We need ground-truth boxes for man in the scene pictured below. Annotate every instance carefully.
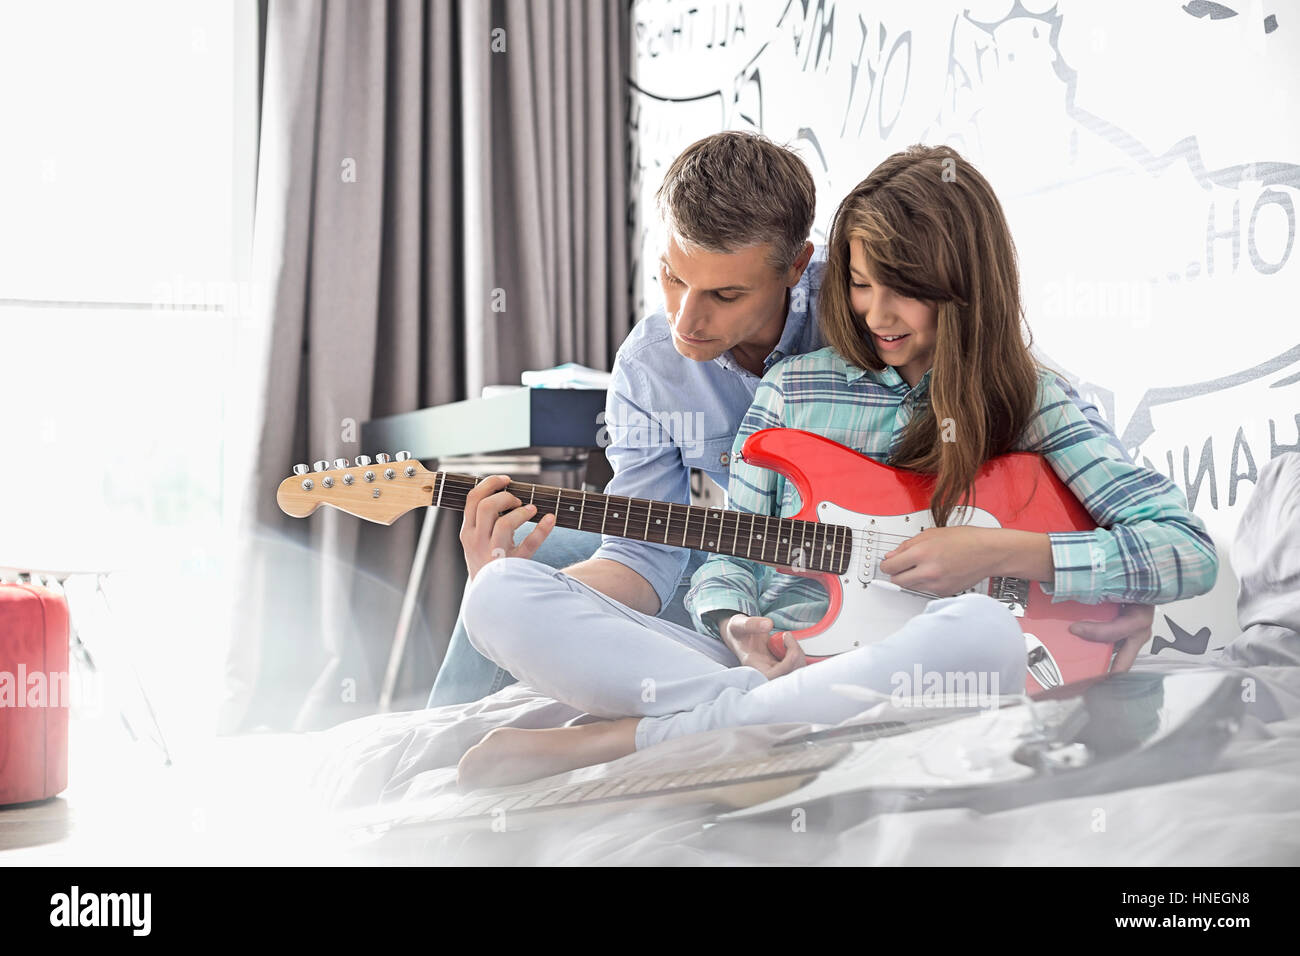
[429,131,822,704]
[429,131,1150,707]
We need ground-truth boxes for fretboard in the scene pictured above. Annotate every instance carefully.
[431,473,852,575]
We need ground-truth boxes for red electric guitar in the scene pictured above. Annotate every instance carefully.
[276,429,1119,693]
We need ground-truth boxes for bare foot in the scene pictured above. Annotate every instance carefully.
[457,719,638,790]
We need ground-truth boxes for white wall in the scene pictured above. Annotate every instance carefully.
[629,0,1300,656]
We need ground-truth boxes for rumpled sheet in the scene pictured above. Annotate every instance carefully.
[293,655,1299,865]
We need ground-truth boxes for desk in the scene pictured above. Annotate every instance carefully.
[361,388,609,710]
[361,387,608,460]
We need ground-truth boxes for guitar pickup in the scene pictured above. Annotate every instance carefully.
[990,576,1029,617]
[858,529,878,584]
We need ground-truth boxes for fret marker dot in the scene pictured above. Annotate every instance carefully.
[655,519,661,525]
[613,512,619,518]
[569,505,575,511]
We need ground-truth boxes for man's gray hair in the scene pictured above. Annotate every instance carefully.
[655,131,816,271]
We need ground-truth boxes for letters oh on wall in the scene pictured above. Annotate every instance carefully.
[628,0,1300,657]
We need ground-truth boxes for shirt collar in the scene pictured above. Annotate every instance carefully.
[846,360,932,396]
[765,291,811,369]
[716,279,818,376]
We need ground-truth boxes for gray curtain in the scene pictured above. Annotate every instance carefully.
[225,0,632,732]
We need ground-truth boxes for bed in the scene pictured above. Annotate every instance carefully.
[203,456,1298,866]
[6,650,1295,867]
[262,457,1300,865]
[274,650,1295,866]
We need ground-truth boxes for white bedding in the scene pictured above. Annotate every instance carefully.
[264,653,1299,866]
[11,656,1293,866]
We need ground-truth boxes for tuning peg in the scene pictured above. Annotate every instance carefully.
[293,463,309,476]
[313,460,329,472]
[332,458,349,469]
[395,450,411,461]
[375,453,392,464]
[355,455,372,466]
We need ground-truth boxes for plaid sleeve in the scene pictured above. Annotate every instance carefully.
[685,371,788,637]
[1021,372,1219,605]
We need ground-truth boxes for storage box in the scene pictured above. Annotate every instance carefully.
[0,583,70,805]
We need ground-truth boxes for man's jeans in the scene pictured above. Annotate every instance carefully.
[427,523,700,707]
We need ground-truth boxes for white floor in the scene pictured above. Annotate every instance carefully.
[0,709,349,865]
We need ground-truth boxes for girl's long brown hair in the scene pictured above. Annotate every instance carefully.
[819,144,1040,525]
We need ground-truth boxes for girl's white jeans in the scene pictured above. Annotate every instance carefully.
[463,557,1027,750]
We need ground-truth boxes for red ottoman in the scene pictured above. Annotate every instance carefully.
[0,583,70,805]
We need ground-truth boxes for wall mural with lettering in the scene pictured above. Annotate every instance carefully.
[628,0,1300,657]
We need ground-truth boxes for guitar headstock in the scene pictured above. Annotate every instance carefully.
[276,452,436,525]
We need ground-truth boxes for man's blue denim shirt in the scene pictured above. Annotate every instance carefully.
[593,249,828,611]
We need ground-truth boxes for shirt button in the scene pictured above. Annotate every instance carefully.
[720,452,730,466]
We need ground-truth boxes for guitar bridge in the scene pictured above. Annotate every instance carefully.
[991,576,1029,617]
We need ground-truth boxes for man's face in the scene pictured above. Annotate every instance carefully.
[657,235,797,363]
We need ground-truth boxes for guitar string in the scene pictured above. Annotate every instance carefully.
[436,482,847,572]
[436,481,832,556]
[430,476,1020,636]
[436,477,1012,585]
[442,475,934,538]
[436,475,1015,603]
[440,476,847,543]
[435,475,996,581]
[438,476,989,549]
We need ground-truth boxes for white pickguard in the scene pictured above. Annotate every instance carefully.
[795,501,1005,658]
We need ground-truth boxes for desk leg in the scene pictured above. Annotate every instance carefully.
[378,505,441,713]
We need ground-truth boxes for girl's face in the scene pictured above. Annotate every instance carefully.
[848,239,938,388]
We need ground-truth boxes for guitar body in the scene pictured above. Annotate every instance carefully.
[741,429,1119,693]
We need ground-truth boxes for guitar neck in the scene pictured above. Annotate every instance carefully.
[430,473,851,575]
